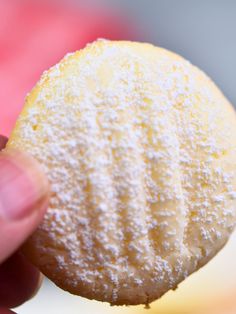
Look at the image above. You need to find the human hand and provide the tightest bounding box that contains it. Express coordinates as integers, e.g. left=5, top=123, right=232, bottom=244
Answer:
left=0, top=135, right=49, bottom=313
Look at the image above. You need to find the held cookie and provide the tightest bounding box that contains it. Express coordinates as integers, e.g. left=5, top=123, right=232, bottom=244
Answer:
left=7, top=40, right=236, bottom=305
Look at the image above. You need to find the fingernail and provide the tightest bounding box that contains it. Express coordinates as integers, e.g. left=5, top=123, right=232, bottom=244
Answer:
left=0, top=151, right=49, bottom=221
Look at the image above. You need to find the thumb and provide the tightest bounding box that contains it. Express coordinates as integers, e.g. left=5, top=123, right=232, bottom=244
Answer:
left=0, top=150, right=49, bottom=263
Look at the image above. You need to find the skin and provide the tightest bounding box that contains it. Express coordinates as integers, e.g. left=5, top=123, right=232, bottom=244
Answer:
left=0, top=135, right=49, bottom=313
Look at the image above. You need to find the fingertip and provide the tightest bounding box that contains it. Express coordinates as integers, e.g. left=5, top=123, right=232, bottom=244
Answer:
left=0, top=150, right=49, bottom=263
left=0, top=149, right=49, bottom=221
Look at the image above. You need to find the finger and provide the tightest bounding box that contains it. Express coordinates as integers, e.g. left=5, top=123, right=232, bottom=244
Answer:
left=0, top=150, right=49, bottom=263
left=0, top=252, right=43, bottom=308
left=0, top=136, right=8, bottom=150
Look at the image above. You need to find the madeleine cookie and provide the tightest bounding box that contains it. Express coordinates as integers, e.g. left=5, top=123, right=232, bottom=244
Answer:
left=7, top=40, right=236, bottom=305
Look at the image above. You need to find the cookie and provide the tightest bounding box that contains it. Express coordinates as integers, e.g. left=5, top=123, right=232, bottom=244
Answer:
left=7, top=40, right=236, bottom=305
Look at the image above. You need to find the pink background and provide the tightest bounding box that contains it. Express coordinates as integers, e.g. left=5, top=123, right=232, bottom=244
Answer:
left=0, top=0, right=136, bottom=136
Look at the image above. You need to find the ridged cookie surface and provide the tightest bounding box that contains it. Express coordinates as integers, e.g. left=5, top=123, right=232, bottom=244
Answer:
left=7, top=40, right=236, bottom=305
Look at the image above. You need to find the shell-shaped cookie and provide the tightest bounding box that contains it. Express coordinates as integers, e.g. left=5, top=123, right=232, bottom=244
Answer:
left=7, top=40, right=236, bottom=305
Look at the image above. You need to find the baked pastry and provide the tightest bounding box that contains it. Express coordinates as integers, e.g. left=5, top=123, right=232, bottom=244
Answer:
left=7, top=40, right=236, bottom=305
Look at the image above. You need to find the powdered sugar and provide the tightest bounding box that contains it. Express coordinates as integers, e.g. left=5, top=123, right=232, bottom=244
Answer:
left=8, top=40, right=236, bottom=305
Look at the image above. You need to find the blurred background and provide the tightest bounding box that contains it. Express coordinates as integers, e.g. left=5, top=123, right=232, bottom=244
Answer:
left=1, top=0, right=236, bottom=313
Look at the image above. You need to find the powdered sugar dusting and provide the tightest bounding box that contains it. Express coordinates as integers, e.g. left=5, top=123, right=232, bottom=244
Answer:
left=8, top=40, right=236, bottom=305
